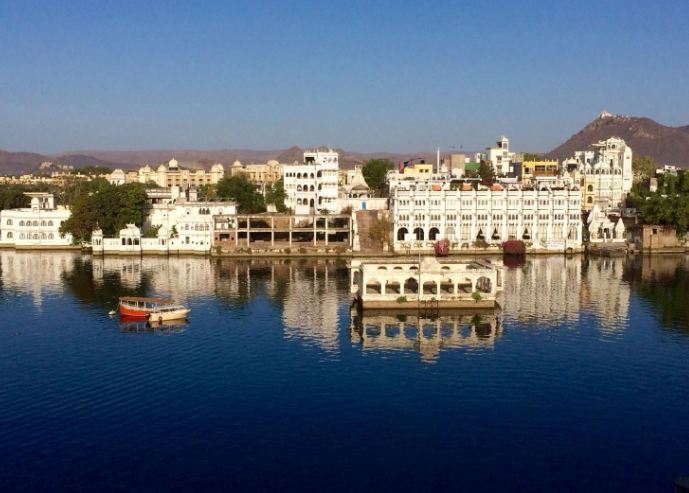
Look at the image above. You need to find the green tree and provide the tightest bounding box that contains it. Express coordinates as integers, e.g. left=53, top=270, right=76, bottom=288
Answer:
left=265, top=178, right=287, bottom=212
left=71, top=165, right=112, bottom=176
left=523, top=153, right=542, bottom=162
left=479, top=160, right=496, bottom=183
left=362, top=158, right=395, bottom=195
left=632, top=155, right=657, bottom=180
left=143, top=224, right=162, bottom=238
left=60, top=182, right=148, bottom=244
left=0, top=186, right=30, bottom=211
left=199, top=184, right=216, bottom=201
left=216, top=174, right=266, bottom=213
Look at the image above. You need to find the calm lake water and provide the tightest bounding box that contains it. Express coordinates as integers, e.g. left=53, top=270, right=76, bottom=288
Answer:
left=1, top=251, right=688, bottom=492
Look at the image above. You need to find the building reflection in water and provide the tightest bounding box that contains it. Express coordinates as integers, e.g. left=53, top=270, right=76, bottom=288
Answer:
left=1, top=250, right=662, bottom=348
left=350, top=309, right=503, bottom=362
left=498, top=256, right=630, bottom=334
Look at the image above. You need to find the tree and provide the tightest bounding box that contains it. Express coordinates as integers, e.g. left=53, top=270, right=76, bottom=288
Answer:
left=368, top=213, right=394, bottom=251
left=479, top=160, right=496, bottom=183
left=0, top=186, right=30, bottom=211
left=632, top=155, right=657, bottom=180
left=523, top=153, right=542, bottom=162
left=265, top=178, right=287, bottom=212
left=143, top=225, right=162, bottom=238
left=199, top=184, right=216, bottom=201
left=60, top=182, right=148, bottom=244
left=71, top=165, right=112, bottom=176
left=216, top=174, right=266, bottom=213
left=362, top=158, right=395, bottom=195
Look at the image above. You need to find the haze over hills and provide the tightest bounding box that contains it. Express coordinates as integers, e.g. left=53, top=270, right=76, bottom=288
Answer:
left=0, top=146, right=444, bottom=175
left=3, top=113, right=687, bottom=176
left=546, top=113, right=689, bottom=166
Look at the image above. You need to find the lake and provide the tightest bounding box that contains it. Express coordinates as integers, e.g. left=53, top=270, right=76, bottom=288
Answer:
left=1, top=251, right=688, bottom=492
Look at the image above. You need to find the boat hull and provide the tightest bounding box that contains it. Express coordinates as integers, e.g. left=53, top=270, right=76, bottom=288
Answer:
left=119, top=304, right=191, bottom=321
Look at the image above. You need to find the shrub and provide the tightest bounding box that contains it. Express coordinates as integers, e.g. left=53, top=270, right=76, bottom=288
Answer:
left=299, top=247, right=308, bottom=254
left=471, top=292, right=482, bottom=302
left=396, top=296, right=407, bottom=304
left=501, top=240, right=526, bottom=255
left=434, top=239, right=450, bottom=256
left=246, top=248, right=252, bottom=254
left=284, top=247, right=291, bottom=254
left=215, top=246, right=222, bottom=255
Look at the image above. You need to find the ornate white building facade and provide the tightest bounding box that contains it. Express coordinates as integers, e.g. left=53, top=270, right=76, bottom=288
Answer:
left=390, top=179, right=583, bottom=251
left=561, top=137, right=633, bottom=208
left=283, top=150, right=340, bottom=214
left=0, top=193, right=73, bottom=248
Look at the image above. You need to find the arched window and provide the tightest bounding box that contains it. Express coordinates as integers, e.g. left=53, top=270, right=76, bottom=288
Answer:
left=413, top=227, right=424, bottom=241
left=587, top=184, right=593, bottom=192
left=122, top=238, right=126, bottom=245
left=310, top=185, right=315, bottom=192
left=587, top=196, right=593, bottom=204
left=48, top=233, right=54, bottom=239
left=19, top=233, right=25, bottom=240
left=7, top=232, right=13, bottom=239
left=19, top=221, right=24, bottom=227
left=134, top=238, right=140, bottom=245
left=33, top=233, right=39, bottom=239
left=205, top=224, right=209, bottom=231
left=309, top=199, right=315, bottom=207
left=6, top=219, right=12, bottom=226
left=33, top=220, right=39, bottom=226
left=310, top=173, right=315, bottom=179
left=41, top=233, right=47, bottom=240
left=297, top=173, right=302, bottom=179
left=429, top=227, right=440, bottom=241
left=127, top=238, right=133, bottom=245
left=317, top=171, right=322, bottom=178
left=297, top=185, right=302, bottom=192
left=397, top=228, right=408, bottom=241
left=41, top=220, right=47, bottom=226
left=297, top=199, right=302, bottom=206
left=48, top=220, right=53, bottom=226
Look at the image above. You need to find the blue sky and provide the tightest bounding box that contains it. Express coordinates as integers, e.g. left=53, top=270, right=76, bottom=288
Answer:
left=1, top=0, right=687, bottom=154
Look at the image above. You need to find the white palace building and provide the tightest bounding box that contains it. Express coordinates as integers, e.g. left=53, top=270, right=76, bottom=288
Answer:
left=390, top=179, right=583, bottom=252
left=0, top=193, right=74, bottom=249
left=283, top=149, right=340, bottom=214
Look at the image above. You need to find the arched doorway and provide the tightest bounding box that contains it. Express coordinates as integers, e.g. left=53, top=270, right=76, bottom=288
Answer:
left=429, top=227, right=440, bottom=241
left=397, top=228, right=408, bottom=241
left=413, top=228, right=424, bottom=241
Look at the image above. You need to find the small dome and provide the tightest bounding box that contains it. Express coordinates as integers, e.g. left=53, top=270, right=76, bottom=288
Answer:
left=211, top=163, right=224, bottom=172
left=141, top=165, right=152, bottom=173
left=158, top=164, right=167, bottom=172
left=267, top=160, right=279, bottom=166
left=232, top=160, right=243, bottom=168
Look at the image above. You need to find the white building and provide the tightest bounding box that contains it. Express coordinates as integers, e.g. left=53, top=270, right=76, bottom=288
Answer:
left=0, top=193, right=73, bottom=248
left=390, top=179, right=583, bottom=251
left=482, top=136, right=515, bottom=176
left=561, top=137, right=633, bottom=209
left=283, top=150, right=340, bottom=214
left=109, top=169, right=126, bottom=186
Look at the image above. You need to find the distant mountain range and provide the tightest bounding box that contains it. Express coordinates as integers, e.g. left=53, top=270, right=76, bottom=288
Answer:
left=2, top=114, right=686, bottom=176
left=0, top=146, right=441, bottom=176
left=546, top=113, right=689, bottom=166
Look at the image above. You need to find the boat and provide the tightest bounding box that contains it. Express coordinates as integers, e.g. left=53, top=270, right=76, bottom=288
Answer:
left=118, top=297, right=190, bottom=321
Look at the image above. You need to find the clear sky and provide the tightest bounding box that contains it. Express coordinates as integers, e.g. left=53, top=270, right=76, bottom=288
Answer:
left=1, top=0, right=687, bottom=154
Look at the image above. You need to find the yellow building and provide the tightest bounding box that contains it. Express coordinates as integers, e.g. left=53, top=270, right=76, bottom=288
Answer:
left=582, top=175, right=596, bottom=210
left=402, top=163, right=434, bottom=177
left=522, top=160, right=559, bottom=183
left=230, top=160, right=284, bottom=187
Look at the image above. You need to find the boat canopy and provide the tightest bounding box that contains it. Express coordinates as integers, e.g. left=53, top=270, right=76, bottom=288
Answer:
left=119, top=297, right=176, bottom=304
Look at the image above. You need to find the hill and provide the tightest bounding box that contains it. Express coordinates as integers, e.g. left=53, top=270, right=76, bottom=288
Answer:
left=547, top=112, right=689, bottom=166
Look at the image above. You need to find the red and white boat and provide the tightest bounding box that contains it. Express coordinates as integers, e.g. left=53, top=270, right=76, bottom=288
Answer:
left=118, top=297, right=190, bottom=321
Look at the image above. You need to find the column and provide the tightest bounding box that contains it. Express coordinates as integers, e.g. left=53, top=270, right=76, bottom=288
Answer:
left=271, top=216, right=275, bottom=247
left=313, top=215, right=317, bottom=246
